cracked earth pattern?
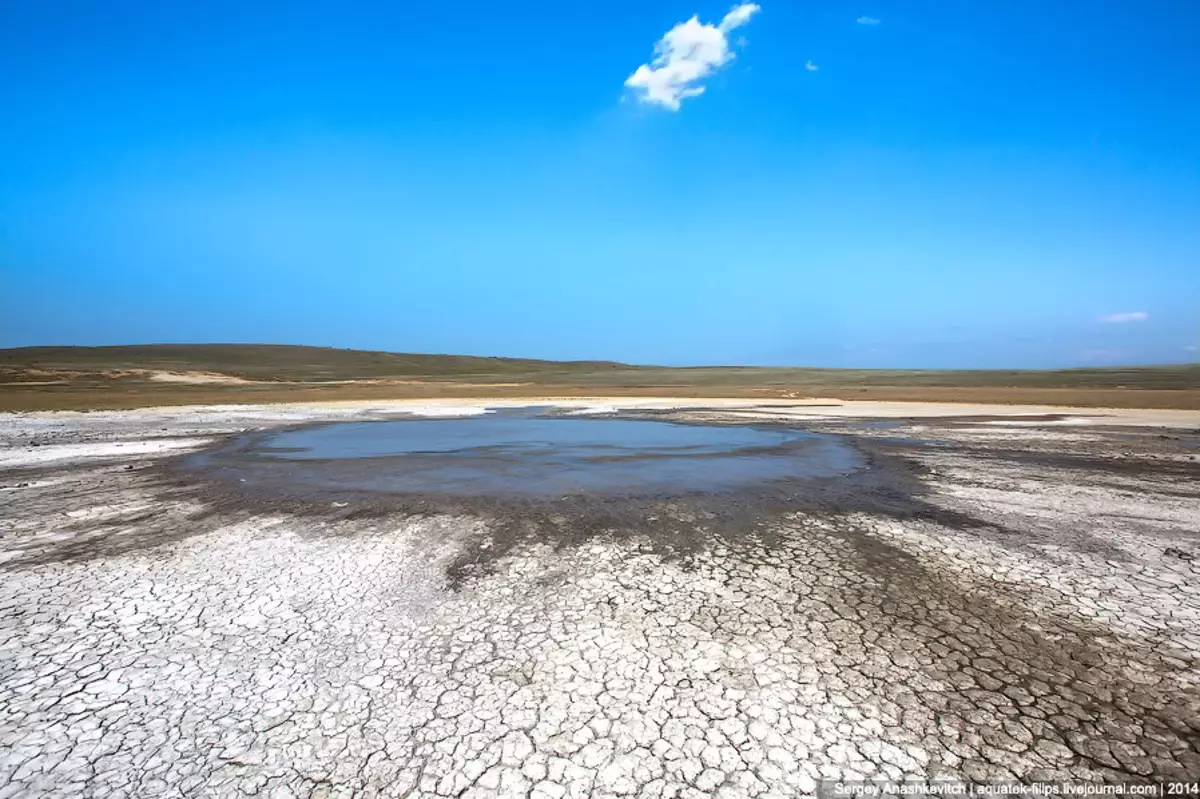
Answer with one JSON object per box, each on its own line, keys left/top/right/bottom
{"left": 1, "top": 406, "right": 1199, "bottom": 798}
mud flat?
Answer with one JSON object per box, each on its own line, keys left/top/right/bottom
{"left": 1, "top": 399, "right": 1199, "bottom": 797}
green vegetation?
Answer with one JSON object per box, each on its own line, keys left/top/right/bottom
{"left": 0, "top": 344, "right": 630, "bottom": 382}
{"left": 1, "top": 344, "right": 1196, "bottom": 411}
{"left": 3, "top": 344, "right": 1197, "bottom": 388}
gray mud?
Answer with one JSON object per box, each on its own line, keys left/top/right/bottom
{"left": 160, "top": 411, "right": 993, "bottom": 587}
{"left": 183, "top": 411, "right": 865, "bottom": 497}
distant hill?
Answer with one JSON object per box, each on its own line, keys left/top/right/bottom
{"left": 2, "top": 343, "right": 1195, "bottom": 388}
{"left": 1, "top": 343, "right": 1196, "bottom": 411}
{"left": 0, "top": 344, "right": 635, "bottom": 381}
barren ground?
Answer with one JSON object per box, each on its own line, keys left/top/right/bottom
{"left": 3, "top": 345, "right": 1197, "bottom": 411}
{"left": 1, "top": 399, "right": 1198, "bottom": 798}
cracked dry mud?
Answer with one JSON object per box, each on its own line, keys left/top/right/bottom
{"left": 1, "top": 402, "right": 1198, "bottom": 798}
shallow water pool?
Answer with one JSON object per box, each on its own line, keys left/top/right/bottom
{"left": 193, "top": 410, "right": 865, "bottom": 498}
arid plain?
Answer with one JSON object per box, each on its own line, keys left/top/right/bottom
{"left": 1, "top": 347, "right": 1199, "bottom": 797}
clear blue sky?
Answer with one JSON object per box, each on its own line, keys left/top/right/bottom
{"left": 2, "top": 0, "right": 1197, "bottom": 368}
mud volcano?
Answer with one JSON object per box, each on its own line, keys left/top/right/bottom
{"left": 189, "top": 409, "right": 864, "bottom": 498}
{"left": 174, "top": 408, "right": 960, "bottom": 585}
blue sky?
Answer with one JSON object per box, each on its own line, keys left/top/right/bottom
{"left": 1, "top": 0, "right": 1197, "bottom": 368}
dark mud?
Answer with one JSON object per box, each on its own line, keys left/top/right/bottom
{"left": 158, "top": 412, "right": 999, "bottom": 587}
{"left": 186, "top": 411, "right": 866, "bottom": 497}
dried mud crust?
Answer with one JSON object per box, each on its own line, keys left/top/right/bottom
{"left": 0, "top": 407, "right": 1198, "bottom": 797}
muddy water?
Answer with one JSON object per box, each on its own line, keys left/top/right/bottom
{"left": 194, "top": 410, "right": 864, "bottom": 498}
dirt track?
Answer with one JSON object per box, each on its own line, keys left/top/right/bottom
{"left": 1, "top": 400, "right": 1198, "bottom": 797}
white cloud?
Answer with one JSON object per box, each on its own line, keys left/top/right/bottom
{"left": 719, "top": 3, "right": 760, "bottom": 31}
{"left": 625, "top": 3, "right": 761, "bottom": 111}
{"left": 805, "top": 59, "right": 819, "bottom": 71}
{"left": 1099, "top": 311, "right": 1149, "bottom": 324}
{"left": 856, "top": 16, "right": 881, "bottom": 24}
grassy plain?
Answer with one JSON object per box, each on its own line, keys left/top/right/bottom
{"left": 2, "top": 344, "right": 1197, "bottom": 411}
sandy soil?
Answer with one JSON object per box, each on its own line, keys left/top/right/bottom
{"left": 147, "top": 371, "right": 256, "bottom": 385}
{"left": 1, "top": 399, "right": 1198, "bottom": 797}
